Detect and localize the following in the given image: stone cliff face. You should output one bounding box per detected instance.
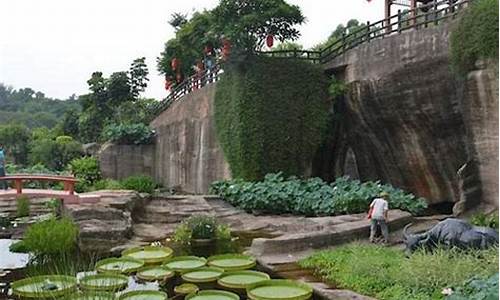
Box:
[150,84,231,194]
[455,61,498,213]
[322,23,498,210]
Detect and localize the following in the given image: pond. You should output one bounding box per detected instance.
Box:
[1,230,316,300]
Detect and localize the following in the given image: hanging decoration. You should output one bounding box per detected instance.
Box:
[266,34,274,48]
[222,38,232,60]
[171,58,180,71]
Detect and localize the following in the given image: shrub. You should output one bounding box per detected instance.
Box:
[16,196,30,218]
[173,215,231,244]
[103,123,154,145]
[68,157,101,192]
[9,240,29,253]
[450,0,499,74]
[214,55,330,181]
[120,175,156,193]
[211,173,427,216]
[470,212,499,229]
[92,179,123,191]
[447,273,499,300]
[23,217,79,258]
[299,243,499,300]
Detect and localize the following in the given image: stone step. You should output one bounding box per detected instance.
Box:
[132,223,176,242]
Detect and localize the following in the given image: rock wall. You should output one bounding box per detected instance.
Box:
[150,83,231,194]
[455,61,498,213]
[98,143,155,180]
[322,23,498,209]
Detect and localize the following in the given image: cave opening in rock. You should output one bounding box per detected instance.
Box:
[426,202,455,215]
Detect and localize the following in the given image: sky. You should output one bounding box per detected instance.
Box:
[0,0,385,101]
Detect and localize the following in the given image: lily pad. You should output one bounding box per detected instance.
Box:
[68,292,116,300]
[174,283,199,295]
[96,257,144,274]
[185,290,240,300]
[218,271,270,289]
[80,273,129,292]
[207,254,256,271]
[122,246,173,264]
[246,279,313,300]
[118,290,168,300]
[11,275,77,298]
[136,265,174,281]
[162,256,206,272]
[181,267,224,283]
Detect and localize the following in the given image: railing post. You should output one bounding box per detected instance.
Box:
[397,10,402,33]
[341,32,346,53]
[434,0,439,25]
[15,179,22,195]
[366,21,371,42]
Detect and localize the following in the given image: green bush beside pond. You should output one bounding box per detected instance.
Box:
[211,173,427,216]
[299,243,498,300]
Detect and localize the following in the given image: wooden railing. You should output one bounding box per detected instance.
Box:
[152,0,470,116]
[319,0,470,63]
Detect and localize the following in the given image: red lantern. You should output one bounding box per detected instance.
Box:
[222,39,231,60]
[171,58,180,71]
[266,34,274,48]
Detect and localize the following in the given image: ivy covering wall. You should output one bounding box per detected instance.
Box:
[214,55,330,180]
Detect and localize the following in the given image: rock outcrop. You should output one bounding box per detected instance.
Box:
[64,191,144,253]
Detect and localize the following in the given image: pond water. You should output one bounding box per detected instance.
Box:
[1,230,319,300]
[0,239,29,270]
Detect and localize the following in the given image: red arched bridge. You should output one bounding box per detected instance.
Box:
[0,175,100,205]
[152,0,470,116]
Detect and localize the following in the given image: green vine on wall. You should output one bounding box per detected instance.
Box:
[214,55,331,180]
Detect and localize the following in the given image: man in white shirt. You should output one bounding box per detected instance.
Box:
[369,192,389,243]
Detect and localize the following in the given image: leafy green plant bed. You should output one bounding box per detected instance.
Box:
[211,173,427,216]
[446,273,498,300]
[299,243,499,300]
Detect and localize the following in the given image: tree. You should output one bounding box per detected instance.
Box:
[273,42,303,51]
[60,109,80,138]
[211,0,305,51]
[129,57,149,99]
[107,71,131,105]
[0,124,31,165]
[169,12,188,30]
[313,19,367,51]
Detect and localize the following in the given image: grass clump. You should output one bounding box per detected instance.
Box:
[16,196,30,218]
[299,242,498,300]
[23,217,79,259]
[470,212,499,229]
[450,0,499,74]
